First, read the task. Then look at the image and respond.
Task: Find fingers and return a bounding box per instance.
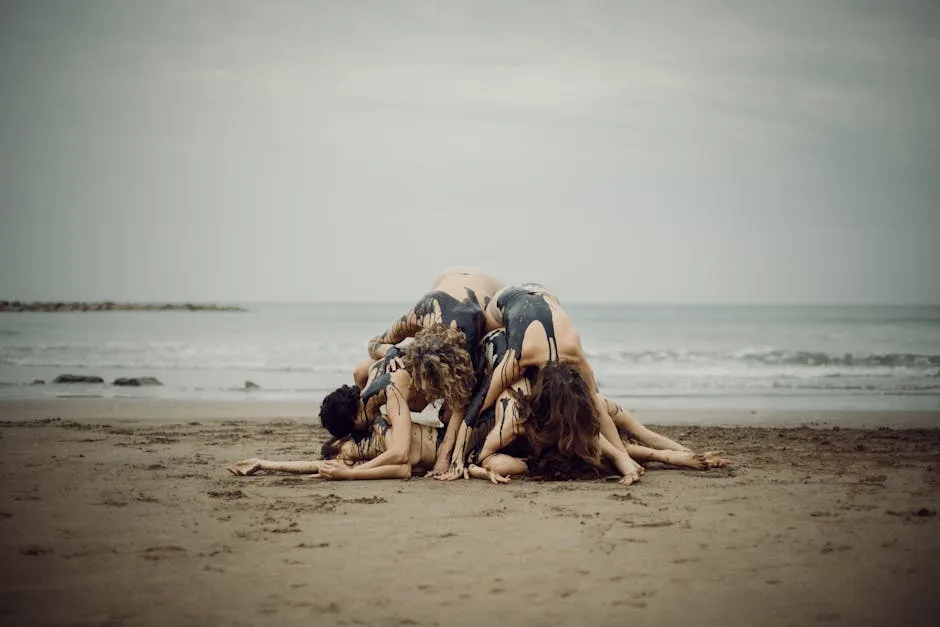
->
[489,471,510,484]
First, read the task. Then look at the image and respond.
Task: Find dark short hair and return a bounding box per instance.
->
[320,437,344,460]
[319,385,360,437]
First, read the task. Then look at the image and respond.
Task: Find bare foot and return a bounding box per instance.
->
[226,459,263,476]
[701,451,731,469]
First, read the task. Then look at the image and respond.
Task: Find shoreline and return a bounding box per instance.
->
[1,398,938,428]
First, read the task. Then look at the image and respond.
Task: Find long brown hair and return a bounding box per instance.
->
[519,363,606,480]
[403,324,476,411]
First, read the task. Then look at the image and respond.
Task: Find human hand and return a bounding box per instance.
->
[469,464,510,484]
[318,460,352,480]
[616,456,644,486]
[226,459,262,476]
[424,457,452,478]
[435,460,468,481]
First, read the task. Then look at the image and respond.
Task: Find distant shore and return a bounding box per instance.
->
[0,301,245,313]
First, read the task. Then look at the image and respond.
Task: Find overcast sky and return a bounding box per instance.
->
[1,0,938,304]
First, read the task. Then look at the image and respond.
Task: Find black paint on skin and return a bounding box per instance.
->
[463,286,557,427]
[482,328,510,370]
[497,396,511,450]
[359,347,407,421]
[465,407,497,464]
[413,289,486,369]
[464,329,508,427]
[351,415,388,459]
[495,284,559,364]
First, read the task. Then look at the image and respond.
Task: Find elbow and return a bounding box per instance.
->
[388,450,409,465]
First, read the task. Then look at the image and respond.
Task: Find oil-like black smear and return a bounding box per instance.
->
[413,288,486,369]
[465,406,497,464]
[497,396,512,450]
[359,346,412,421]
[463,285,557,426]
[352,415,389,459]
[495,284,559,363]
[464,329,508,427]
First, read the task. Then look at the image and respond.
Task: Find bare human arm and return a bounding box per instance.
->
[368,310,421,360]
[571,357,628,454]
[598,433,644,486]
[428,403,464,476]
[227,459,323,476]
[318,460,412,480]
[473,390,525,463]
[343,370,413,473]
[477,351,522,416]
[436,419,471,481]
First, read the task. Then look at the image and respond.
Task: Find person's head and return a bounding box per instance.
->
[403,324,476,411]
[319,384,362,438]
[320,435,360,460]
[520,363,605,480]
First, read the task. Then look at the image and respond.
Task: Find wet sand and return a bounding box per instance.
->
[1,401,938,626]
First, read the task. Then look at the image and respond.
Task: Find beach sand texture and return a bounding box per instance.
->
[1,401,938,627]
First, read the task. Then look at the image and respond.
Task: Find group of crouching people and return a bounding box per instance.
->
[228,270,729,484]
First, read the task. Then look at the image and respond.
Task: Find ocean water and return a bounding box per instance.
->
[1,304,938,411]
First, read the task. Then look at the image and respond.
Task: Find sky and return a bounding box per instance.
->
[1,0,938,304]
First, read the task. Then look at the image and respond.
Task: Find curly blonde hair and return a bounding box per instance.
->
[403,324,476,410]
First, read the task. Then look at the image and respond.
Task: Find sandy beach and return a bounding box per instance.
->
[1,400,938,627]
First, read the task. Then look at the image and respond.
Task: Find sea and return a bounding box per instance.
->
[1,304,938,411]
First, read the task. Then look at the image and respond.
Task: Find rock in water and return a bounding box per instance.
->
[53,374,105,384]
[244,380,260,390]
[113,377,163,387]
[31,380,45,385]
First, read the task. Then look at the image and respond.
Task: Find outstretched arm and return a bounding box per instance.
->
[368,309,421,360]
[227,459,323,476]
[318,461,412,480]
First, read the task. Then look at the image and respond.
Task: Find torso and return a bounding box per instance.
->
[413,289,486,368]
[357,415,441,468]
[360,351,427,419]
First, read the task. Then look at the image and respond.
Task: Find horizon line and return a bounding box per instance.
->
[3,298,939,308]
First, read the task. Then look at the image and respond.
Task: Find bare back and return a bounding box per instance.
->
[368,269,504,363]
[486,284,587,370]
